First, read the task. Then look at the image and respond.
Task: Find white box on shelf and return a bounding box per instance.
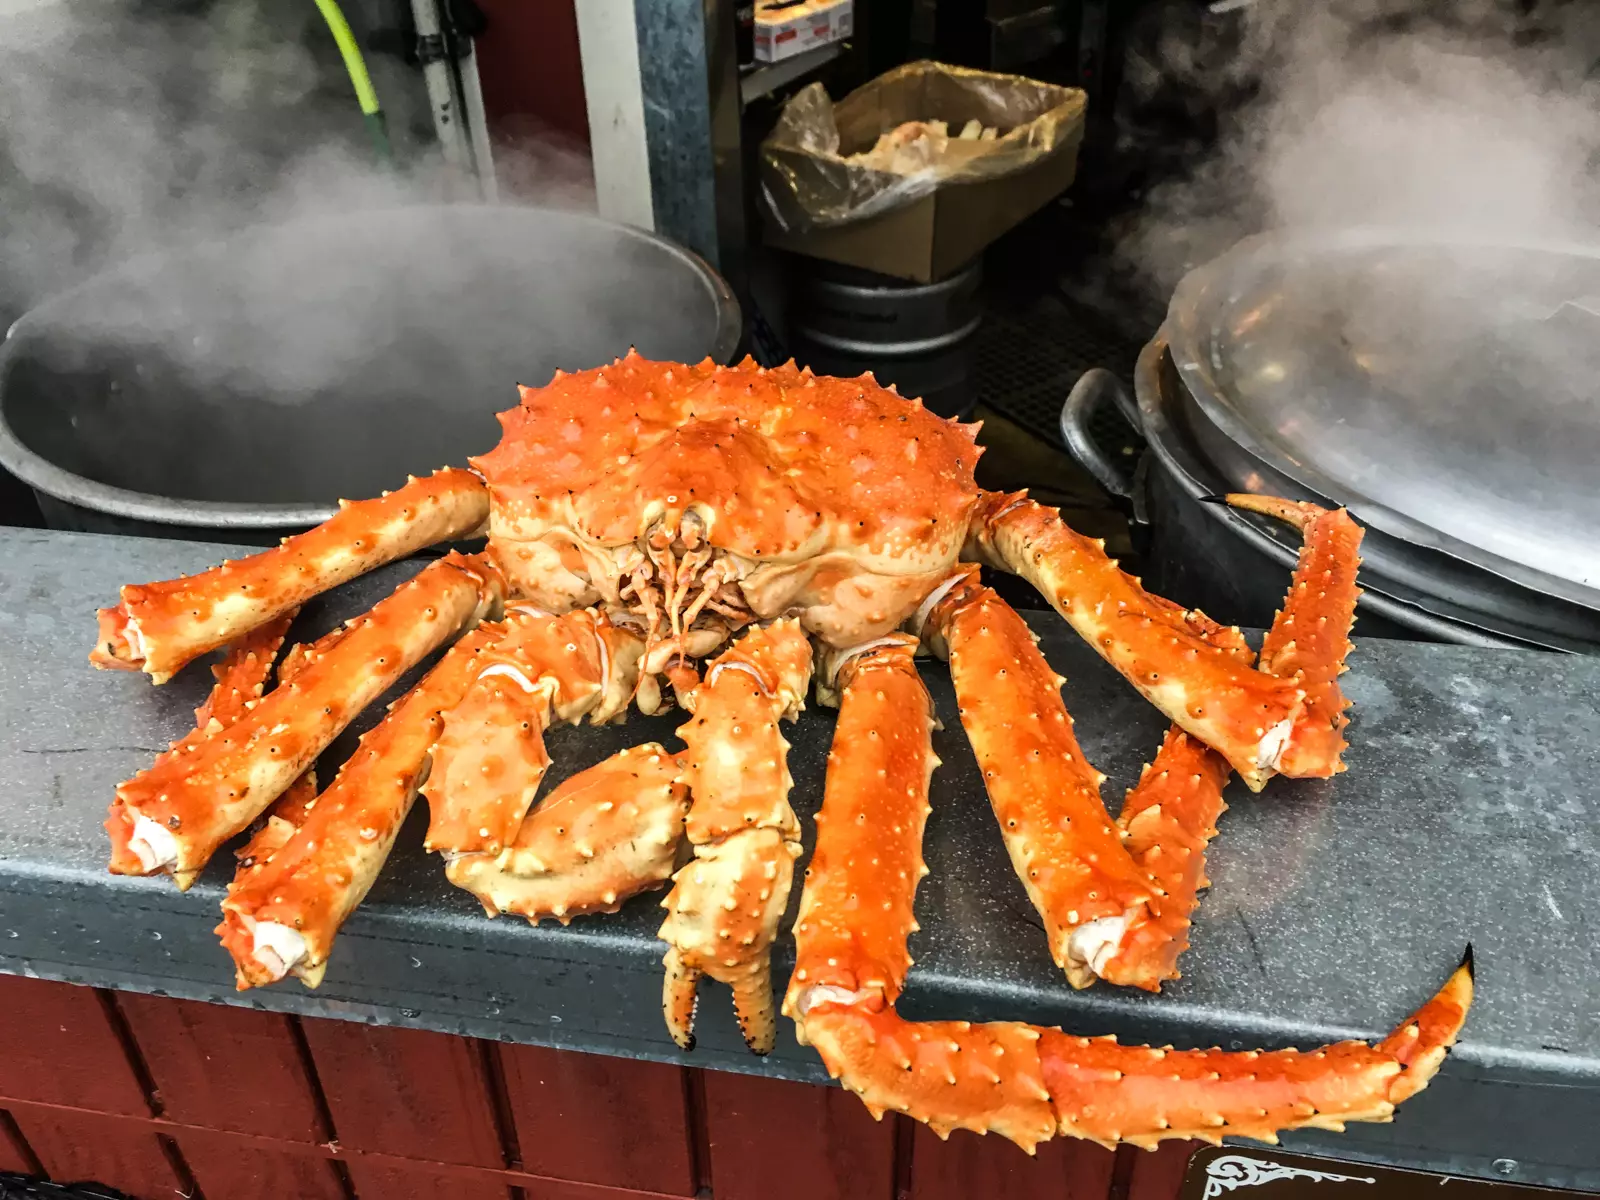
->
[754,0,853,64]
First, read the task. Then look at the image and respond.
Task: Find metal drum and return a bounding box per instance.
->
[787,258,982,419]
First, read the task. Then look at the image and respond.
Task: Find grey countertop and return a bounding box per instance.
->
[2,528,1597,1189]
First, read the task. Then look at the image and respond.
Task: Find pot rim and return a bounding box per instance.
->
[1134,332,1600,653]
[0,203,742,531]
[1166,226,1600,615]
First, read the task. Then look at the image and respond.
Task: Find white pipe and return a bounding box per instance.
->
[457,39,499,202]
[574,0,655,230]
[409,0,474,179]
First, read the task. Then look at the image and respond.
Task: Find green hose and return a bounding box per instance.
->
[313,0,393,164]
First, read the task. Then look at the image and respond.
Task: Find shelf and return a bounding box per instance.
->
[739,41,844,107]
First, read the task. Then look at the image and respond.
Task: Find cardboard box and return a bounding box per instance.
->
[759,62,1087,283]
[764,131,1082,282]
[754,0,854,64]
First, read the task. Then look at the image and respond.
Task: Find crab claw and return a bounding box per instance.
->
[659,619,813,1055]
[446,743,688,924]
[659,830,798,1054]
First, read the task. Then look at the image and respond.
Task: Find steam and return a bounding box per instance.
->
[1119,0,1600,300]
[0,1,680,510]
[0,0,595,353]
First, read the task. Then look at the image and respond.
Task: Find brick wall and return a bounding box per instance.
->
[0,975,1198,1199]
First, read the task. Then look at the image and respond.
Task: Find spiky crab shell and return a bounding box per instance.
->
[471,355,984,574]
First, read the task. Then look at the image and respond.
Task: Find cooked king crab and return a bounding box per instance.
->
[90,355,1471,1150]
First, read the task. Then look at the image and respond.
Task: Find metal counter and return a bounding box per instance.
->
[1,529,1596,1190]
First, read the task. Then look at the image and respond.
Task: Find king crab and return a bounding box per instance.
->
[92,354,1472,1151]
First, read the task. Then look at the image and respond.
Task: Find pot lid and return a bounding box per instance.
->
[1167,230,1600,614]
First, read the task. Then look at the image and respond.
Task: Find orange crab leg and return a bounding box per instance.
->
[966,491,1305,791]
[799,954,1471,1153]
[217,622,500,989]
[1097,731,1232,991]
[785,636,935,1014]
[107,612,299,875]
[422,607,644,860]
[660,618,812,1054]
[1038,952,1473,1148]
[925,575,1161,990]
[1097,613,1252,991]
[787,635,1475,1151]
[91,468,489,683]
[232,773,320,870]
[107,553,502,889]
[446,744,689,924]
[1225,493,1364,778]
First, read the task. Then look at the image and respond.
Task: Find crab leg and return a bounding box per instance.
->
[1086,496,1362,981]
[232,773,320,870]
[218,623,502,989]
[923,573,1161,989]
[1096,730,1232,991]
[108,613,299,875]
[107,553,502,889]
[659,618,813,1055]
[798,957,1471,1153]
[422,607,645,860]
[783,635,935,1017]
[1096,614,1253,991]
[1224,494,1364,778]
[965,491,1305,791]
[91,468,488,683]
[787,641,1475,1150]
[446,744,689,924]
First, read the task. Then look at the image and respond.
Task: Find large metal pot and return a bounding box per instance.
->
[0,205,741,543]
[1061,230,1600,653]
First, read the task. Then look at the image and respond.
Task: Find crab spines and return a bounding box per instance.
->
[1377,947,1474,1105]
[88,468,491,684]
[422,608,642,859]
[968,491,1306,791]
[1098,730,1232,992]
[1037,955,1473,1148]
[802,1006,1059,1153]
[930,584,1159,988]
[218,623,491,990]
[446,743,688,925]
[1226,494,1365,779]
[787,638,935,1015]
[660,620,813,1054]
[108,555,499,887]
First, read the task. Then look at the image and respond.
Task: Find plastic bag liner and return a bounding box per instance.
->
[760,60,1087,233]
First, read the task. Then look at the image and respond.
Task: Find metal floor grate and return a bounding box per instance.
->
[971,290,1145,453]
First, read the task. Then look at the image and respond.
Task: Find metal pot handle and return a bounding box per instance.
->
[1060,368,1141,500]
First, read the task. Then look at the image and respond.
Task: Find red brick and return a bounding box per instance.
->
[12,1108,183,1197]
[703,1072,895,1200]
[300,1018,505,1167]
[118,993,326,1139]
[907,1123,1116,1200]
[0,977,147,1115]
[501,1042,695,1194]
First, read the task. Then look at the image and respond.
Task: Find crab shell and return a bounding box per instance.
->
[470,355,984,649]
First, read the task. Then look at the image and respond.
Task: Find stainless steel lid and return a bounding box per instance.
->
[1166,230,1600,614]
